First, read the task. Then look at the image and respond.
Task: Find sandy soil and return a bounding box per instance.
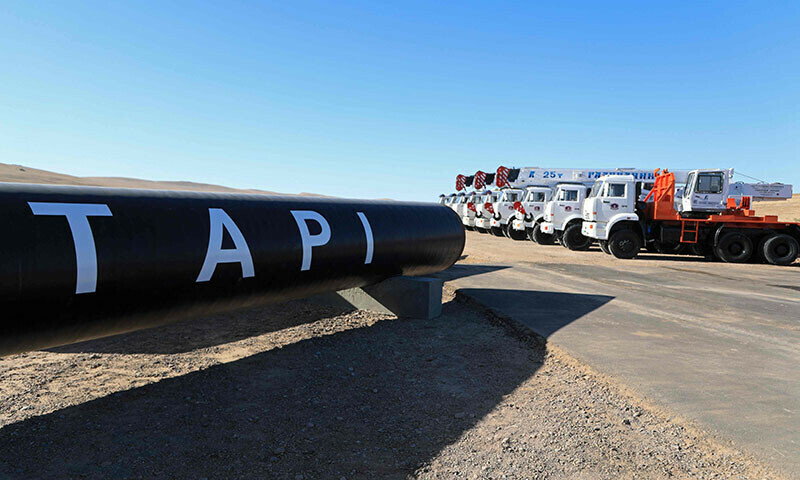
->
[0,287,785,480]
[753,195,800,222]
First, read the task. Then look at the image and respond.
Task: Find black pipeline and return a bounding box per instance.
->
[0,183,464,356]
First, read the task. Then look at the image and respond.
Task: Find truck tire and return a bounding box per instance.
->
[561,224,592,251]
[491,226,505,237]
[608,230,641,259]
[476,227,489,234]
[599,240,611,255]
[508,225,527,241]
[762,234,799,266]
[715,232,753,263]
[531,223,555,245]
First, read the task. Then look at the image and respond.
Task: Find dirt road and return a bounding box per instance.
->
[445,231,800,477]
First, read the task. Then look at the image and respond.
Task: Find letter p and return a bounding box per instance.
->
[290,210,331,271]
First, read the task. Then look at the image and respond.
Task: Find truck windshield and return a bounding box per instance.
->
[589,182,603,198]
[696,173,724,194]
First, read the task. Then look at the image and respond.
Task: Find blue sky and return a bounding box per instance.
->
[1,1,797,200]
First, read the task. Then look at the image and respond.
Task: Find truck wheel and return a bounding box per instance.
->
[715,232,753,263]
[599,240,611,255]
[464,225,474,231]
[762,234,799,266]
[491,226,505,237]
[509,226,527,241]
[608,230,641,259]
[562,224,592,251]
[476,227,489,234]
[531,223,555,245]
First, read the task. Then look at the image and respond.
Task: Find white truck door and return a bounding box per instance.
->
[597,181,632,221]
[555,187,582,227]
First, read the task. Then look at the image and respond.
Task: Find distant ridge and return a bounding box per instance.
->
[0,163,321,196]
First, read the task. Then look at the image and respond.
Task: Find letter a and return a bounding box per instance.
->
[196,208,255,282]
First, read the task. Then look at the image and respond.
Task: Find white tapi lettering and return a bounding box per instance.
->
[196,208,255,282]
[290,210,331,271]
[356,212,373,264]
[28,202,113,294]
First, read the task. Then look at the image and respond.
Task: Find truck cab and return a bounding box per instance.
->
[459,191,479,230]
[489,188,525,237]
[678,169,730,214]
[474,190,500,233]
[581,175,641,246]
[449,192,467,216]
[510,186,553,240]
[540,183,593,250]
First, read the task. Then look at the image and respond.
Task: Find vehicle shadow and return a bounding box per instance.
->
[0,288,611,480]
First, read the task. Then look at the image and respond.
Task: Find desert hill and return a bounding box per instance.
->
[0,163,321,196]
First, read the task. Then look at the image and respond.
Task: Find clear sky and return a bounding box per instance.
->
[1,1,797,200]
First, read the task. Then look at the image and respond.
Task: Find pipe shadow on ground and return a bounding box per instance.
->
[49,266,511,356]
[0,288,612,480]
[47,300,358,355]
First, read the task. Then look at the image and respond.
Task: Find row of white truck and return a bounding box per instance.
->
[439,167,800,265]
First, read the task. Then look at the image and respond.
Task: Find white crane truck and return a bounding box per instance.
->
[581,169,797,264]
[493,167,671,246]
[539,170,696,249]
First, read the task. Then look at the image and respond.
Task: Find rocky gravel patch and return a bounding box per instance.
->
[0,289,783,479]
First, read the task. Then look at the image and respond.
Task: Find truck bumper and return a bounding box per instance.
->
[475,218,491,229]
[512,219,525,231]
[582,222,608,240]
[490,218,503,228]
[540,222,555,234]
[461,216,474,227]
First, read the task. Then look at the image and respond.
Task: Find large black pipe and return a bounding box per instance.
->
[0,183,465,356]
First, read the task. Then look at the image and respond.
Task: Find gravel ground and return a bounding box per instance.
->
[0,288,784,480]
